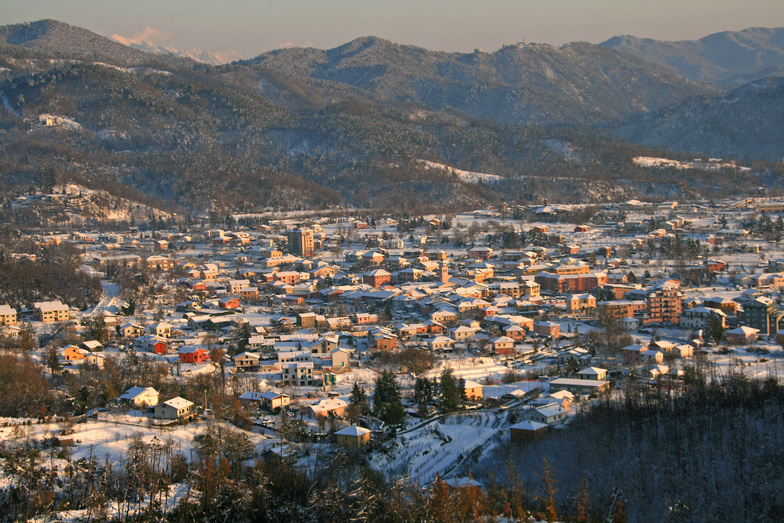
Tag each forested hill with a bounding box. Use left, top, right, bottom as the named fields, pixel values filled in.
left=243, top=36, right=715, bottom=127
left=0, top=20, right=780, bottom=214
left=615, top=76, right=784, bottom=163
left=602, top=26, right=784, bottom=85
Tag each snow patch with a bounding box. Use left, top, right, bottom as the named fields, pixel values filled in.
left=417, top=160, right=504, bottom=184
left=633, top=156, right=751, bottom=172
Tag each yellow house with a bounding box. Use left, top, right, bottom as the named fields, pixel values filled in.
left=335, top=426, right=371, bottom=448
left=462, top=380, right=483, bottom=400
left=63, top=345, right=88, bottom=362
left=35, top=301, right=70, bottom=322
left=0, top=304, right=17, bottom=326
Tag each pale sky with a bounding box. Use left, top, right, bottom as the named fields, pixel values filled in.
left=2, top=0, right=783, bottom=60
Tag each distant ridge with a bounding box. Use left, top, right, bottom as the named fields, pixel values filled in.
left=243, top=36, right=714, bottom=127
left=601, top=27, right=784, bottom=85
left=0, top=19, right=194, bottom=68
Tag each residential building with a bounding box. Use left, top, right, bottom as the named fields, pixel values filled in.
left=282, top=361, right=315, bottom=386
left=119, top=387, right=159, bottom=407
left=335, top=426, right=372, bottom=448
left=549, top=378, right=609, bottom=396
left=0, top=304, right=17, bottom=326
left=742, top=297, right=782, bottom=336
left=34, top=300, right=70, bottom=322
left=154, top=397, right=196, bottom=422
left=646, top=287, right=684, bottom=325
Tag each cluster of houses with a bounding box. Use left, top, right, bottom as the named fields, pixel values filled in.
left=9, top=199, right=784, bottom=450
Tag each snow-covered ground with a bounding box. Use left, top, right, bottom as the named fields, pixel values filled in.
left=418, top=159, right=505, bottom=184
left=370, top=410, right=510, bottom=483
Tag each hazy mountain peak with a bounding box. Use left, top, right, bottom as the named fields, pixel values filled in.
left=0, top=18, right=192, bottom=68
left=111, top=33, right=242, bottom=65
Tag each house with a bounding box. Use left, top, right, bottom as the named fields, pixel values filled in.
left=576, top=367, right=607, bottom=381
left=281, top=361, right=315, bottom=386
left=179, top=346, right=209, bottom=364
left=0, top=304, right=17, bottom=326
left=450, top=325, right=478, bottom=342
left=308, top=398, right=347, bottom=418
left=147, top=322, right=173, bottom=338
left=427, top=336, right=456, bottom=351
left=462, top=380, right=483, bottom=400
left=259, top=391, right=291, bottom=411
left=119, top=323, right=145, bottom=339
left=468, top=246, right=494, bottom=260
left=742, top=297, right=782, bottom=336
left=566, top=294, right=597, bottom=314
left=335, top=425, right=372, bottom=448
left=240, top=287, right=259, bottom=301
left=673, top=344, right=694, bottom=358
left=154, top=397, right=196, bottom=422
left=725, top=326, right=760, bottom=345
left=218, top=297, right=241, bottom=310
left=234, top=352, right=260, bottom=371
left=533, top=321, right=560, bottom=338
left=329, top=348, right=351, bottom=369
left=510, top=420, right=548, bottom=442
left=549, top=378, right=610, bottom=396
left=520, top=404, right=568, bottom=426
left=680, top=307, right=726, bottom=331
left=622, top=344, right=648, bottom=365
left=238, top=391, right=266, bottom=410
left=34, top=300, right=70, bottom=322
left=503, top=325, right=527, bottom=342
left=489, top=336, right=515, bottom=355
left=134, top=335, right=168, bottom=354
left=119, top=387, right=159, bottom=407
left=85, top=352, right=106, bottom=368
left=80, top=340, right=103, bottom=352
left=363, top=269, right=392, bottom=288
left=62, top=345, right=88, bottom=363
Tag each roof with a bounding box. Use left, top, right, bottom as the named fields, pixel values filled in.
left=162, top=397, right=193, bottom=410
left=120, top=387, right=157, bottom=401
left=334, top=425, right=371, bottom=437
left=577, top=367, right=607, bottom=376
left=510, top=420, right=548, bottom=431
left=179, top=346, right=206, bottom=354
left=442, top=477, right=483, bottom=489
left=0, top=304, right=15, bottom=315
left=34, top=300, right=68, bottom=312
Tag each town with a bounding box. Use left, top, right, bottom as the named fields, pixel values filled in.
left=1, top=187, right=784, bottom=521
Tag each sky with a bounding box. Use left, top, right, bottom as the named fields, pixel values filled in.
left=2, top=0, right=783, bottom=60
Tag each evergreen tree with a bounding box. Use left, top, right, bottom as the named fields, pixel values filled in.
left=373, top=370, right=404, bottom=425
left=350, top=381, right=370, bottom=415
left=705, top=313, right=726, bottom=345
left=439, top=368, right=459, bottom=412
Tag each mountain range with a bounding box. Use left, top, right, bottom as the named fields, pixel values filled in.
left=0, top=19, right=782, bottom=215
left=601, top=27, right=784, bottom=85
left=110, top=33, right=242, bottom=66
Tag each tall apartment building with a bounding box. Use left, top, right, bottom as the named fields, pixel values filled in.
left=743, top=297, right=782, bottom=335
left=646, top=288, right=684, bottom=325
left=288, top=228, right=314, bottom=258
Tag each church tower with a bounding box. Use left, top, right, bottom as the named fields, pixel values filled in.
left=439, top=261, right=450, bottom=284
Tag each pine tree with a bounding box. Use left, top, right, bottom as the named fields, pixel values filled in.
left=439, top=369, right=459, bottom=412
left=350, top=381, right=370, bottom=415
left=373, top=370, right=404, bottom=425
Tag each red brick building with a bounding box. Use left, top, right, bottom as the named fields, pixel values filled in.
left=363, top=269, right=392, bottom=288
